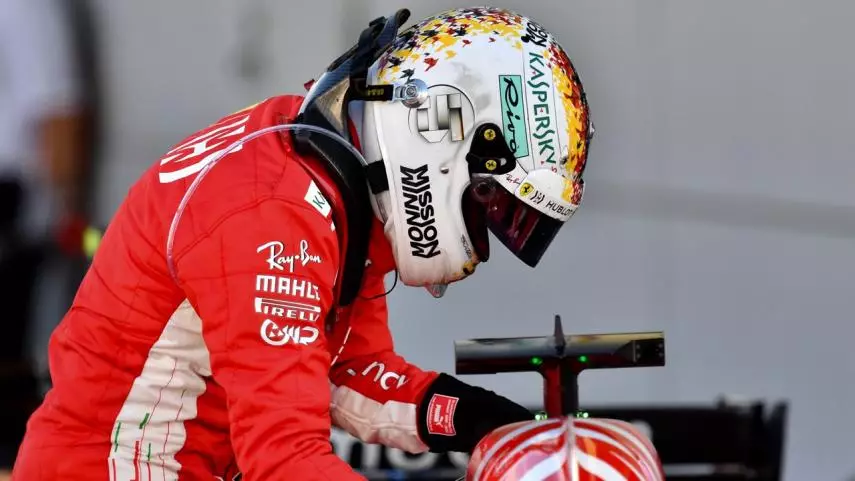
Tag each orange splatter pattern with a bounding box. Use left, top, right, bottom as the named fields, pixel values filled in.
left=377, top=7, right=526, bottom=82
left=547, top=42, right=592, bottom=182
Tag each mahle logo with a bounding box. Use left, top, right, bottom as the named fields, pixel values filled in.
left=499, top=75, right=530, bottom=158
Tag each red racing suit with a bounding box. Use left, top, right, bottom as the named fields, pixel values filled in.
left=13, top=96, right=441, bottom=480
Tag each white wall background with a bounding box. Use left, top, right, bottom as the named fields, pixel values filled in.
left=89, top=1, right=855, bottom=480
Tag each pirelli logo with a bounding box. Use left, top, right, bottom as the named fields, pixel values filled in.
left=254, top=297, right=320, bottom=322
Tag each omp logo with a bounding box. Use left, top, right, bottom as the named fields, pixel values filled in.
left=499, top=75, right=529, bottom=158
left=415, top=92, right=465, bottom=143
left=400, top=165, right=440, bottom=258
left=255, top=297, right=320, bottom=322
left=260, top=319, right=319, bottom=347
left=346, top=361, right=409, bottom=391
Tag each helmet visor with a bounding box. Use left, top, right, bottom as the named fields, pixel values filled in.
left=463, top=178, right=564, bottom=268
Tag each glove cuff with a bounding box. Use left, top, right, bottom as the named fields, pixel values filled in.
left=417, top=373, right=532, bottom=453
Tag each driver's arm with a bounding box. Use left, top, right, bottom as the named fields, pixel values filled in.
left=176, top=198, right=364, bottom=481
left=329, top=272, right=533, bottom=454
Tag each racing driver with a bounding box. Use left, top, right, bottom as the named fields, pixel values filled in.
left=13, top=6, right=593, bottom=481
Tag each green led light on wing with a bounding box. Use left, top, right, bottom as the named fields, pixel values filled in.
left=83, top=226, right=102, bottom=259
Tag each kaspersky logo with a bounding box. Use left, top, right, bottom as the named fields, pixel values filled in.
left=525, top=50, right=559, bottom=166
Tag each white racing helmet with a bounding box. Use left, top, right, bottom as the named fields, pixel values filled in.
left=360, top=7, right=594, bottom=293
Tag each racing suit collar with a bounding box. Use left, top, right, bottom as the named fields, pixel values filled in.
left=284, top=99, right=397, bottom=281
left=296, top=150, right=395, bottom=279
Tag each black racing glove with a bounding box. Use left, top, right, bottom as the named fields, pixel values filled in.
left=417, top=373, right=533, bottom=453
